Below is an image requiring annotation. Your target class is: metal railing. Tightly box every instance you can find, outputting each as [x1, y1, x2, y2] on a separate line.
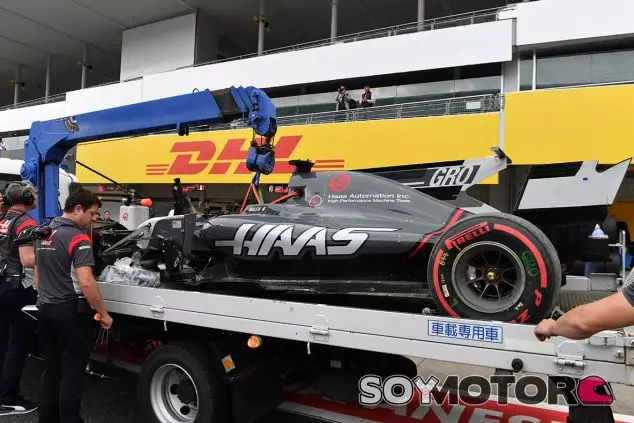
[188, 7, 503, 69]
[0, 7, 505, 111]
[0, 93, 66, 112]
[0, 94, 502, 150]
[220, 94, 501, 131]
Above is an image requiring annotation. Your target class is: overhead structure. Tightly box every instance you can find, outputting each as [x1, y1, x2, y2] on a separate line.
[20, 86, 277, 224]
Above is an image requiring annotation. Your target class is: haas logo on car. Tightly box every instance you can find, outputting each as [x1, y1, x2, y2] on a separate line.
[428, 165, 480, 187]
[216, 224, 398, 257]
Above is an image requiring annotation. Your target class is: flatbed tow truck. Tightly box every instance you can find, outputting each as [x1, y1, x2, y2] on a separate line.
[17, 86, 634, 423]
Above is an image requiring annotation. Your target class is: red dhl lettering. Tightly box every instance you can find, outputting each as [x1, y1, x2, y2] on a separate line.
[144, 136, 346, 176]
[445, 222, 491, 250]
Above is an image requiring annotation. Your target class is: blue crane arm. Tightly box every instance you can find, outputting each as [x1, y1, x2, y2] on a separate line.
[20, 86, 277, 224]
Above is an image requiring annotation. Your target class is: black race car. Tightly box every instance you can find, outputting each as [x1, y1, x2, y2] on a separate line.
[101, 151, 631, 324]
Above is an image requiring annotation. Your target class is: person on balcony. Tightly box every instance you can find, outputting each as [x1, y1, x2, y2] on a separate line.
[360, 85, 376, 108]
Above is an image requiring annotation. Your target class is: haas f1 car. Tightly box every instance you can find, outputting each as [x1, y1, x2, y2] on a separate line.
[101, 151, 631, 324]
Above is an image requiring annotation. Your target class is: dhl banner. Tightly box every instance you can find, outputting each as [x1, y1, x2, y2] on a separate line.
[76, 113, 500, 184]
[504, 84, 634, 165]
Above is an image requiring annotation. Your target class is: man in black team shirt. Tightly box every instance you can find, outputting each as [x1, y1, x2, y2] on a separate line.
[0, 182, 38, 415]
[35, 187, 113, 423]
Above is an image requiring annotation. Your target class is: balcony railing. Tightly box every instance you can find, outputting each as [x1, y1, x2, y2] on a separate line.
[0, 94, 502, 153]
[189, 7, 503, 68]
[0, 7, 506, 112]
[0, 93, 66, 112]
[216, 94, 502, 131]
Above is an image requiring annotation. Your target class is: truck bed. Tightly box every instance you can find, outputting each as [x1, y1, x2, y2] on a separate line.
[96, 280, 634, 388]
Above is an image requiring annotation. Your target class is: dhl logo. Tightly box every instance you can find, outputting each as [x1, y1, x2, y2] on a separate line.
[145, 136, 345, 176]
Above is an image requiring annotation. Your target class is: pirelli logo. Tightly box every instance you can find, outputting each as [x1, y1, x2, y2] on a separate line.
[445, 222, 491, 250]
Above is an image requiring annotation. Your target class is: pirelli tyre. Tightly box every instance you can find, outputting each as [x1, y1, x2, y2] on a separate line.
[427, 212, 561, 324]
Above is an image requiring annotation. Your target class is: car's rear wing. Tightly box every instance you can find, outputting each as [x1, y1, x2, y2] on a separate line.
[513, 158, 631, 212]
[364, 147, 632, 215]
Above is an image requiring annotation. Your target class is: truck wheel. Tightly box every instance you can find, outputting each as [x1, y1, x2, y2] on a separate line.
[138, 342, 229, 423]
[427, 212, 561, 324]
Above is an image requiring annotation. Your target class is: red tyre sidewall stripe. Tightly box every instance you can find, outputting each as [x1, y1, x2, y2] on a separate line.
[432, 248, 460, 318]
[409, 208, 465, 258]
[493, 223, 548, 288]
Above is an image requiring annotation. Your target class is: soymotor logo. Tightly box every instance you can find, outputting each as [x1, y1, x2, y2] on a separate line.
[359, 374, 614, 408]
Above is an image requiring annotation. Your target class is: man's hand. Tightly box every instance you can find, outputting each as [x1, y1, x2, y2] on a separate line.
[99, 312, 113, 329]
[535, 318, 557, 341]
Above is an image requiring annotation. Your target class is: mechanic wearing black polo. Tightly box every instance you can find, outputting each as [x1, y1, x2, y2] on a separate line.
[535, 273, 634, 340]
[0, 182, 38, 415]
[35, 187, 113, 423]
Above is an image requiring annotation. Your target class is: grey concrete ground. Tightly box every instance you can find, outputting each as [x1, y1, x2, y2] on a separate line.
[6, 357, 634, 422]
[4, 358, 322, 423]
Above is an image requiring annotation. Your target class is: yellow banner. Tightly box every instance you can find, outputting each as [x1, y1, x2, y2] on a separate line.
[505, 84, 634, 165]
[76, 113, 500, 184]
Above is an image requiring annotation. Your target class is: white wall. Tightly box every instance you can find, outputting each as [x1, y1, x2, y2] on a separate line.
[65, 80, 144, 116]
[142, 20, 513, 101]
[0, 101, 67, 133]
[515, 0, 634, 47]
[0, 20, 513, 133]
[120, 13, 197, 81]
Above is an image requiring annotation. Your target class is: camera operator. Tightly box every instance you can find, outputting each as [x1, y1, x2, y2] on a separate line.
[35, 187, 112, 423]
[0, 182, 38, 415]
[335, 85, 352, 112]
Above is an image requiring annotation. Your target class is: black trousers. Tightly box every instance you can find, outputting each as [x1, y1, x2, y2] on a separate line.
[0, 284, 38, 403]
[37, 301, 95, 423]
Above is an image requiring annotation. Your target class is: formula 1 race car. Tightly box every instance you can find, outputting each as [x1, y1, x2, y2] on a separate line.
[100, 150, 631, 324]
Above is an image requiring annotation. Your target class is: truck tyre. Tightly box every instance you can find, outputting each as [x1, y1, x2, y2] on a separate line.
[138, 342, 229, 423]
[427, 212, 561, 324]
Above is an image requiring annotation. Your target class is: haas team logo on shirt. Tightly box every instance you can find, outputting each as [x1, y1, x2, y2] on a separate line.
[40, 230, 58, 247]
[0, 219, 9, 235]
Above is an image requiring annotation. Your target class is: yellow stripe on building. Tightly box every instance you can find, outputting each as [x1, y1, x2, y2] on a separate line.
[505, 84, 634, 165]
[76, 113, 500, 184]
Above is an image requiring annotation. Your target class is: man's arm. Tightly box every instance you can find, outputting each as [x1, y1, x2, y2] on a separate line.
[33, 265, 39, 289]
[535, 290, 634, 340]
[16, 217, 36, 268]
[18, 246, 35, 268]
[69, 233, 112, 325]
[75, 266, 109, 318]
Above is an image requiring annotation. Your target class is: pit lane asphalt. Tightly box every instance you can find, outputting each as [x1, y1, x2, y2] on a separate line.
[6, 358, 303, 423]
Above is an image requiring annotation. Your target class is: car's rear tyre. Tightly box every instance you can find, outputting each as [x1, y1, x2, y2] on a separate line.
[427, 212, 561, 324]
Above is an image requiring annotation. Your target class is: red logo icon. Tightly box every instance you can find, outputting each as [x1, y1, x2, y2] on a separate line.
[309, 194, 323, 207]
[122, 213, 129, 221]
[329, 173, 350, 192]
[577, 376, 614, 405]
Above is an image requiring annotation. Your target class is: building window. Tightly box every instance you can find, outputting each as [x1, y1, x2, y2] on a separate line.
[519, 59, 533, 91]
[536, 49, 634, 89]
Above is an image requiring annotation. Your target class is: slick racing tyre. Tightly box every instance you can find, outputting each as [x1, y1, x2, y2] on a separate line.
[427, 212, 561, 324]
